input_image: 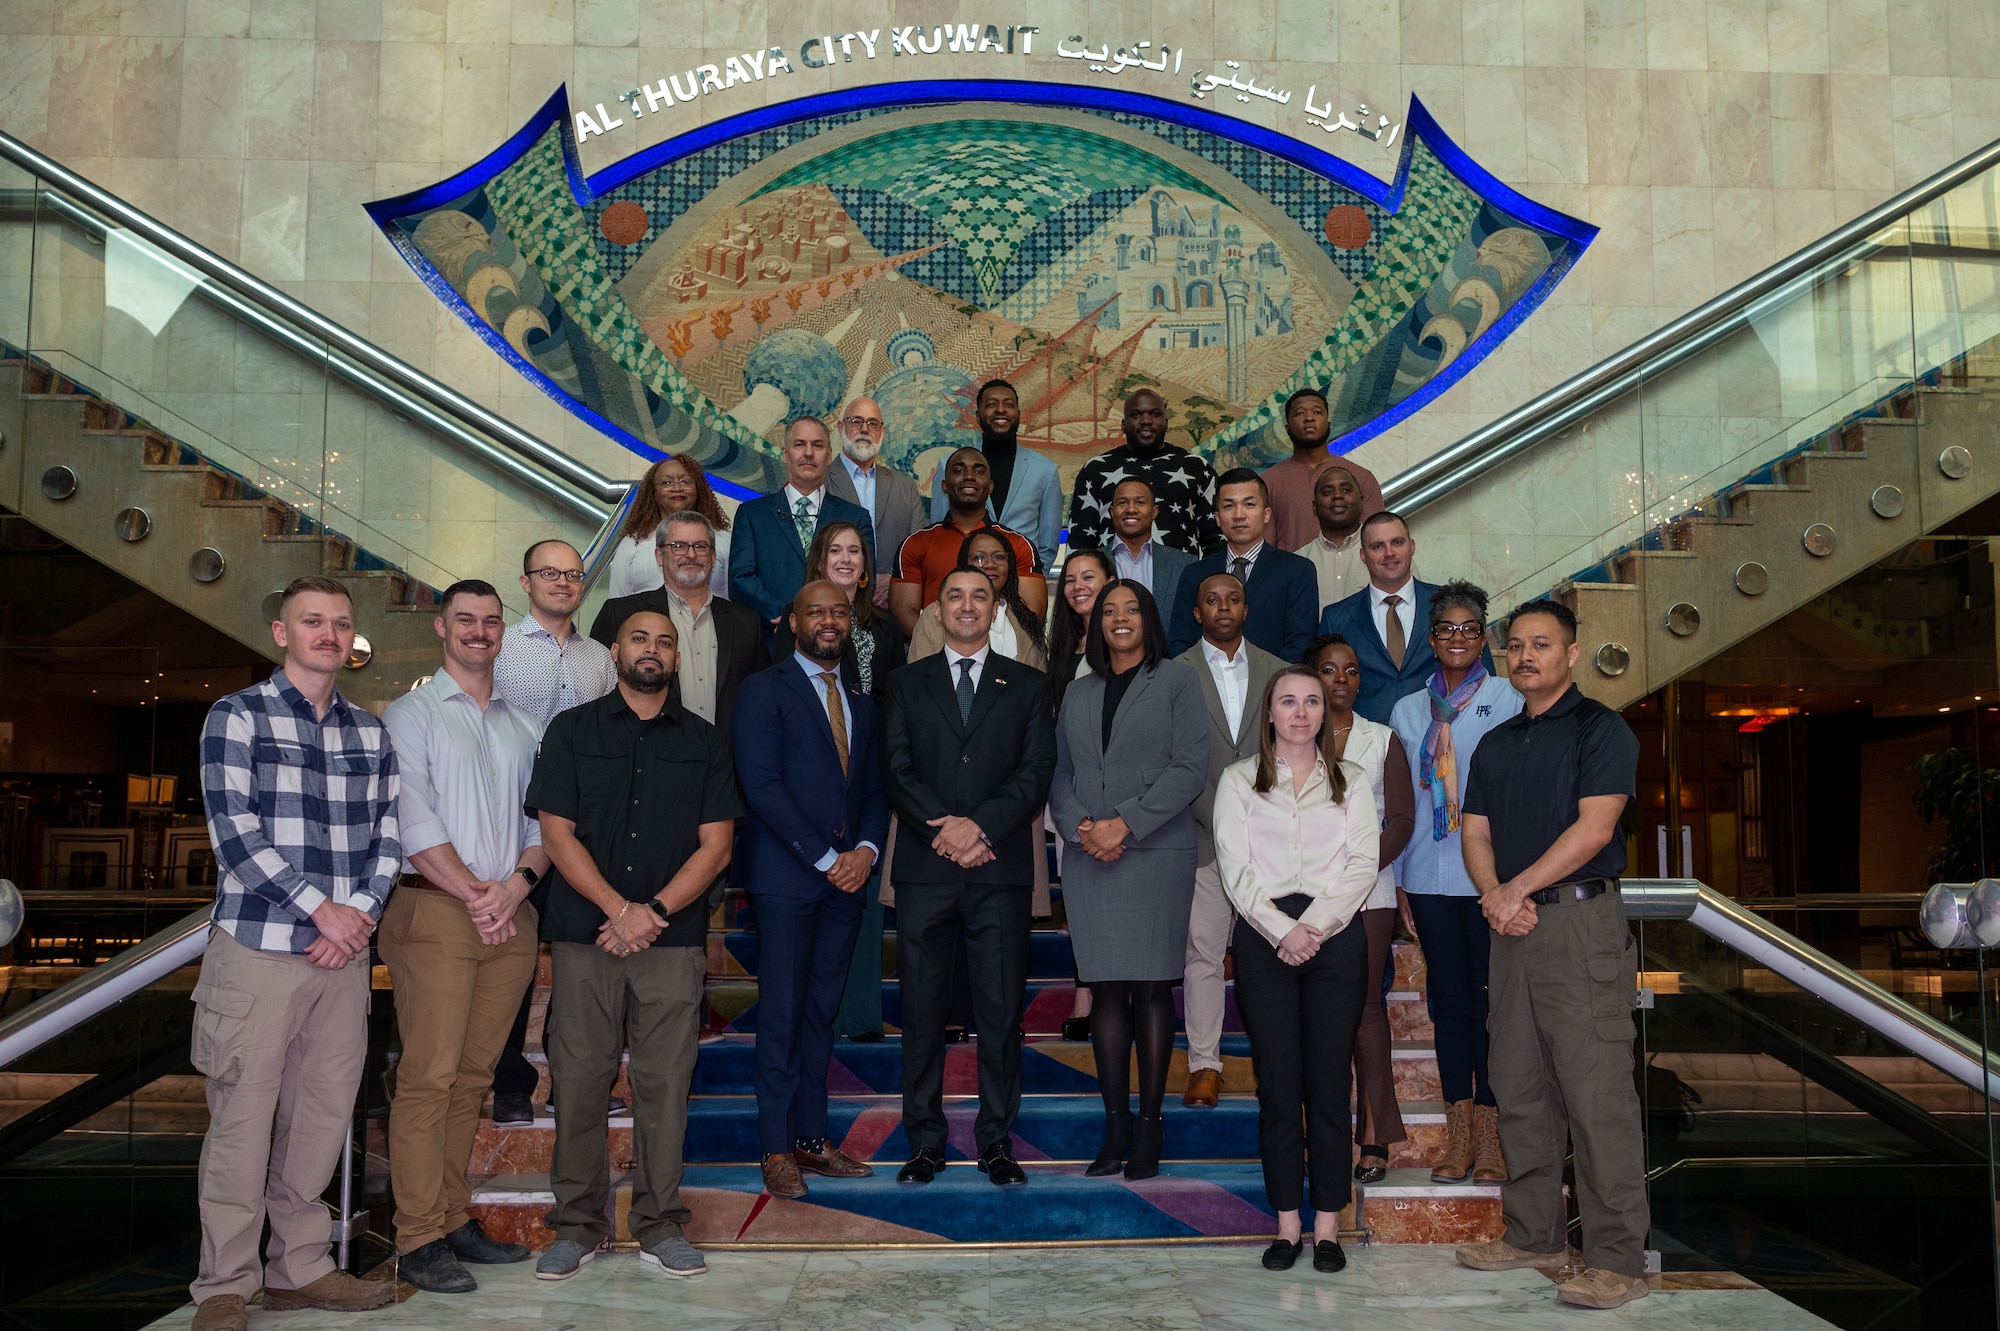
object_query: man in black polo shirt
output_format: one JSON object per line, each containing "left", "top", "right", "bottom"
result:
{"left": 1454, "top": 599, "right": 1646, "bottom": 1311}
{"left": 524, "top": 609, "right": 741, "bottom": 1282}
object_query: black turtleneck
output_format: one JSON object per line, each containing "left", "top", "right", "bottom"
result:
{"left": 981, "top": 432, "right": 1019, "bottom": 518}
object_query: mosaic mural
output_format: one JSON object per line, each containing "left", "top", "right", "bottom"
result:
{"left": 368, "top": 84, "right": 1595, "bottom": 498}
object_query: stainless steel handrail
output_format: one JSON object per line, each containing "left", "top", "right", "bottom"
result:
{"left": 0, "top": 131, "right": 631, "bottom": 517}
{"left": 0, "top": 906, "right": 211, "bottom": 1070}
{"left": 1623, "top": 878, "right": 2000, "bottom": 1100}
{"left": 1383, "top": 134, "right": 2000, "bottom": 514}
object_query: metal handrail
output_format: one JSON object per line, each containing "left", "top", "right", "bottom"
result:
{"left": 1622, "top": 878, "right": 2000, "bottom": 1100}
{"left": 0, "top": 131, "right": 631, "bottom": 520}
{"left": 1384, "top": 134, "right": 2000, "bottom": 514}
{"left": 0, "top": 907, "right": 211, "bottom": 1070}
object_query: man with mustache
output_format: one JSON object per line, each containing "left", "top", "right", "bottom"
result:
{"left": 1068, "top": 390, "right": 1220, "bottom": 557}
{"left": 830, "top": 395, "right": 929, "bottom": 609}
{"left": 731, "top": 581, "right": 889, "bottom": 1199}
{"left": 927, "top": 380, "right": 1064, "bottom": 568}
{"left": 524, "top": 610, "right": 742, "bottom": 1281}
{"left": 378, "top": 580, "right": 548, "bottom": 1292}
{"left": 189, "top": 577, "right": 399, "bottom": 1331}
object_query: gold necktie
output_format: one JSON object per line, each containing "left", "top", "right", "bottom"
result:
{"left": 1383, "top": 594, "right": 1406, "bottom": 670}
{"left": 818, "top": 671, "right": 849, "bottom": 776}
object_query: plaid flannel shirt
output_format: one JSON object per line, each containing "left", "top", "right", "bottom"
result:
{"left": 200, "top": 668, "right": 402, "bottom": 954}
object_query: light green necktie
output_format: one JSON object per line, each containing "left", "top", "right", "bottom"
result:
{"left": 794, "top": 496, "right": 814, "bottom": 552}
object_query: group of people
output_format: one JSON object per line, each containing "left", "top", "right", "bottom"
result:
{"left": 181, "top": 380, "right": 1651, "bottom": 1331}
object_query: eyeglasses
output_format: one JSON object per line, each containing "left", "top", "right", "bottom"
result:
{"left": 528, "top": 568, "right": 586, "bottom": 583}
{"left": 966, "top": 551, "right": 1008, "bottom": 566}
{"left": 664, "top": 540, "right": 714, "bottom": 555}
{"left": 840, "top": 417, "right": 884, "bottom": 431}
{"left": 1432, "top": 621, "right": 1487, "bottom": 640}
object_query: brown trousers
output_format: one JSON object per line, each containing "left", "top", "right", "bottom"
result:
{"left": 379, "top": 888, "right": 539, "bottom": 1252}
{"left": 189, "top": 927, "right": 369, "bottom": 1303}
{"left": 547, "top": 940, "right": 705, "bottom": 1250}
{"left": 1352, "top": 907, "right": 1408, "bottom": 1147}
{"left": 1488, "top": 886, "right": 1650, "bottom": 1275}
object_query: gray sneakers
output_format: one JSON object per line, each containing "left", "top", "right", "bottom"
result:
{"left": 533, "top": 1238, "right": 601, "bottom": 1281}
{"left": 639, "top": 1235, "right": 708, "bottom": 1278}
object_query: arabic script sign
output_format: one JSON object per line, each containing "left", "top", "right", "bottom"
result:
{"left": 369, "top": 82, "right": 1594, "bottom": 499}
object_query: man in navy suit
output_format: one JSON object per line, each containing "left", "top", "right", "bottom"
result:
{"left": 1165, "top": 469, "right": 1318, "bottom": 661}
{"left": 928, "top": 380, "right": 1064, "bottom": 568}
{"left": 729, "top": 417, "right": 875, "bottom": 627}
{"left": 731, "top": 580, "right": 890, "bottom": 1201}
{"left": 1315, "top": 511, "right": 1492, "bottom": 722}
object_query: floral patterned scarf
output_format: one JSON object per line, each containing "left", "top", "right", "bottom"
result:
{"left": 1421, "top": 659, "right": 1489, "bottom": 841}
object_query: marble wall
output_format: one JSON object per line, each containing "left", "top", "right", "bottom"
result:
{"left": 2, "top": 0, "right": 1997, "bottom": 508}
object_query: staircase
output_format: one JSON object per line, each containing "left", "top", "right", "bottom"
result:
{"left": 439, "top": 888, "right": 1500, "bottom": 1248}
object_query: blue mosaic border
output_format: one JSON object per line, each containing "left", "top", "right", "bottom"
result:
{"left": 367, "top": 82, "right": 1597, "bottom": 484}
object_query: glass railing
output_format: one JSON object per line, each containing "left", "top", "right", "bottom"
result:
{"left": 1400, "top": 147, "right": 2000, "bottom": 614}
{"left": 0, "top": 147, "right": 631, "bottom": 617}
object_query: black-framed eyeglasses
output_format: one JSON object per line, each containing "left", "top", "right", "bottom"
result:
{"left": 841, "top": 417, "right": 884, "bottom": 431}
{"left": 664, "top": 540, "right": 714, "bottom": 555}
{"left": 1432, "top": 621, "right": 1486, "bottom": 640}
{"left": 528, "top": 568, "right": 586, "bottom": 583}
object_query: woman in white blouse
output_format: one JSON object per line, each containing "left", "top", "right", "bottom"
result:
{"left": 1214, "top": 664, "right": 1379, "bottom": 1276}
{"left": 605, "top": 453, "right": 733, "bottom": 599}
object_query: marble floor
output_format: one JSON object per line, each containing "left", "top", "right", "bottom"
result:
{"left": 144, "top": 1245, "right": 1840, "bottom": 1331}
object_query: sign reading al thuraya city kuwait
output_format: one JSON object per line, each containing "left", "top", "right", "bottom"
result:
{"left": 367, "top": 53, "right": 1595, "bottom": 501}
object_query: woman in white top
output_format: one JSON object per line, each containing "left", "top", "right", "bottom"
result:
{"left": 605, "top": 453, "right": 733, "bottom": 599}
{"left": 1215, "top": 664, "right": 1379, "bottom": 1276}
{"left": 1046, "top": 549, "right": 1115, "bottom": 1041}
{"left": 1309, "top": 632, "right": 1416, "bottom": 1185}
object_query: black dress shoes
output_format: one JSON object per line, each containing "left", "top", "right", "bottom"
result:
{"left": 399, "top": 1238, "right": 476, "bottom": 1293}
{"left": 896, "top": 1148, "right": 946, "bottom": 1184}
{"left": 1123, "top": 1116, "right": 1164, "bottom": 1181}
{"left": 445, "top": 1218, "right": 529, "bottom": 1264}
{"left": 977, "top": 1142, "right": 1028, "bottom": 1186}
{"left": 1313, "top": 1240, "right": 1346, "bottom": 1273}
{"left": 1261, "top": 1238, "right": 1303, "bottom": 1271}
{"left": 1085, "top": 1110, "right": 1134, "bottom": 1177}
{"left": 1061, "top": 1015, "right": 1090, "bottom": 1041}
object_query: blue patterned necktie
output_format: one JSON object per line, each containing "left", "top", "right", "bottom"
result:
{"left": 794, "top": 496, "right": 815, "bottom": 552}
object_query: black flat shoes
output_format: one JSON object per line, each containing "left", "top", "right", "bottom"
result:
{"left": 1261, "top": 1238, "right": 1303, "bottom": 1270}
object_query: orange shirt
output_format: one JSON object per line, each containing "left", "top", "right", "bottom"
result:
{"left": 894, "top": 519, "right": 1042, "bottom": 605}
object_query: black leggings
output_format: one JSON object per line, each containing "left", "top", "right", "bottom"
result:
{"left": 1089, "top": 979, "right": 1177, "bottom": 1120}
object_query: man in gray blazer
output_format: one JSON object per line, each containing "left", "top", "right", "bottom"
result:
{"left": 1107, "top": 478, "right": 1194, "bottom": 620}
{"left": 1174, "top": 572, "right": 1284, "bottom": 1109}
{"left": 829, "top": 396, "right": 929, "bottom": 612}
{"left": 927, "top": 380, "right": 1063, "bottom": 568}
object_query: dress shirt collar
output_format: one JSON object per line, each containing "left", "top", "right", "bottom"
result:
{"left": 1317, "top": 527, "right": 1362, "bottom": 552}
{"left": 837, "top": 452, "right": 873, "bottom": 481}
{"left": 1225, "top": 539, "right": 1266, "bottom": 567}
{"left": 783, "top": 483, "right": 826, "bottom": 511}
{"left": 425, "top": 666, "right": 499, "bottom": 710}
{"left": 944, "top": 642, "right": 992, "bottom": 673}
{"left": 1369, "top": 576, "right": 1415, "bottom": 609}
{"left": 792, "top": 650, "right": 842, "bottom": 680}
{"left": 665, "top": 583, "right": 712, "bottom": 620}
{"left": 1273, "top": 753, "right": 1331, "bottom": 796}
{"left": 1202, "top": 637, "right": 1247, "bottom": 669}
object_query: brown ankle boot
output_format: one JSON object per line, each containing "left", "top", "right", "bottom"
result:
{"left": 1429, "top": 1098, "right": 1474, "bottom": 1183}
{"left": 1471, "top": 1103, "right": 1508, "bottom": 1182}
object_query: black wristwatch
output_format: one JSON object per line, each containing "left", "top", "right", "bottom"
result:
{"left": 646, "top": 897, "right": 673, "bottom": 925}
{"left": 512, "top": 865, "right": 540, "bottom": 888}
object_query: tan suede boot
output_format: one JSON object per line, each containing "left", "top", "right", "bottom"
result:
{"left": 1471, "top": 1103, "right": 1508, "bottom": 1182}
{"left": 1429, "top": 1098, "right": 1474, "bottom": 1183}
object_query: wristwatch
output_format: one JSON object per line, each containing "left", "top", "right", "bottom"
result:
{"left": 646, "top": 897, "right": 673, "bottom": 925}
{"left": 512, "top": 865, "right": 540, "bottom": 888}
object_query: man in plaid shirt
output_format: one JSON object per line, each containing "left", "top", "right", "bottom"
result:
{"left": 187, "top": 576, "right": 401, "bottom": 1331}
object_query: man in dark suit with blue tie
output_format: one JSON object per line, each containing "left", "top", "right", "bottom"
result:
{"left": 1165, "top": 469, "right": 1319, "bottom": 661}
{"left": 729, "top": 417, "right": 875, "bottom": 628}
{"left": 1315, "top": 511, "right": 1492, "bottom": 722}
{"left": 731, "top": 580, "right": 890, "bottom": 1202}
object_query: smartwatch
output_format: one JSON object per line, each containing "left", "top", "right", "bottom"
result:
{"left": 646, "top": 897, "right": 673, "bottom": 925}
{"left": 513, "top": 865, "right": 540, "bottom": 889}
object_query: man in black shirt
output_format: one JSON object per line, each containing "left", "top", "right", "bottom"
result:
{"left": 524, "top": 609, "right": 741, "bottom": 1282}
{"left": 1067, "top": 390, "right": 1220, "bottom": 556}
{"left": 1456, "top": 599, "right": 1647, "bottom": 1311}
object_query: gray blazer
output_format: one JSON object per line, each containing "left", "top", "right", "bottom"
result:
{"left": 1175, "top": 639, "right": 1287, "bottom": 865}
{"left": 1049, "top": 658, "right": 1210, "bottom": 855}
{"left": 1151, "top": 545, "right": 1195, "bottom": 635}
{"left": 828, "top": 456, "right": 928, "bottom": 586}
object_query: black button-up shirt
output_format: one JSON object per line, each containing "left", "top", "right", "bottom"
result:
{"left": 1462, "top": 683, "right": 1638, "bottom": 884}
{"left": 524, "top": 688, "right": 742, "bottom": 947}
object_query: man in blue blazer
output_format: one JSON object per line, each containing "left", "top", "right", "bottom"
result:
{"left": 731, "top": 580, "right": 890, "bottom": 1201}
{"left": 1315, "top": 511, "right": 1493, "bottom": 722}
{"left": 730, "top": 417, "right": 875, "bottom": 627}
{"left": 928, "top": 380, "right": 1063, "bottom": 568}
{"left": 1165, "top": 469, "right": 1318, "bottom": 661}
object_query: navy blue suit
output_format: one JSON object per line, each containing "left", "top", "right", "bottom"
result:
{"left": 732, "top": 656, "right": 890, "bottom": 1156}
{"left": 1315, "top": 581, "right": 1495, "bottom": 723}
{"left": 1166, "top": 543, "right": 1320, "bottom": 662}
{"left": 728, "top": 489, "right": 875, "bottom": 625}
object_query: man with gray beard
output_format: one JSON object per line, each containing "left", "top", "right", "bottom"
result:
{"left": 828, "top": 395, "right": 928, "bottom": 610}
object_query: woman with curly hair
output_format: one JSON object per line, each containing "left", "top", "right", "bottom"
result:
{"left": 907, "top": 530, "right": 1047, "bottom": 668}
{"left": 606, "top": 453, "right": 734, "bottom": 599}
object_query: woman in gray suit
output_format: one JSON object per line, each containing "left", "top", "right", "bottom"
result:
{"left": 1050, "top": 579, "right": 1209, "bottom": 1180}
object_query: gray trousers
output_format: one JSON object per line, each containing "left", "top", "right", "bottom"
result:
{"left": 1487, "top": 887, "right": 1650, "bottom": 1276}
{"left": 547, "top": 941, "right": 704, "bottom": 1250}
